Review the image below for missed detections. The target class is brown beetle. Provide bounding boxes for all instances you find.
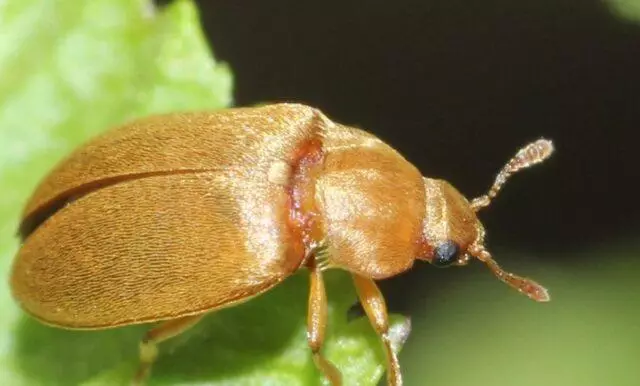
[10,103,552,385]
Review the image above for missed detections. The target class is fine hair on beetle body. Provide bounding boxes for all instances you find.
[10,103,554,386]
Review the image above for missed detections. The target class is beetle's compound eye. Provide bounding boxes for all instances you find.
[432,240,460,267]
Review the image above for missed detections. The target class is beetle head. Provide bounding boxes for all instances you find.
[417,139,554,302]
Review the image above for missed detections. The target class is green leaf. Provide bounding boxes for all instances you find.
[605,0,640,22]
[403,246,640,386]
[0,1,407,385]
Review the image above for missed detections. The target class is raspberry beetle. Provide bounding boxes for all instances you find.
[10,103,553,385]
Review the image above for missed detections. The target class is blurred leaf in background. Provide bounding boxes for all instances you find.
[605,0,640,21]
[0,0,405,385]
[402,245,640,386]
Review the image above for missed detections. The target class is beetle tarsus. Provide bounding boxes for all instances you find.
[132,340,158,385]
[133,314,203,385]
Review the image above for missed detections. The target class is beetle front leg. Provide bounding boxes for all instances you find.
[352,274,402,386]
[132,314,203,385]
[307,259,342,385]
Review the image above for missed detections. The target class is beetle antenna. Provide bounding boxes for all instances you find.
[468,245,550,302]
[471,139,554,212]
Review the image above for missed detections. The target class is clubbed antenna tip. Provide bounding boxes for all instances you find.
[471,139,554,212]
[469,245,551,302]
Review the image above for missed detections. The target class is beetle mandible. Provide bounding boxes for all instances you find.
[10,103,553,385]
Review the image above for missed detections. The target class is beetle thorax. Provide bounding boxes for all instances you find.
[312,124,426,279]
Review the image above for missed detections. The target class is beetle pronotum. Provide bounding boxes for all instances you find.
[10,104,553,385]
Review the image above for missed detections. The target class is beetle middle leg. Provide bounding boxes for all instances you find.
[307,258,342,385]
[352,273,402,386]
[132,314,204,385]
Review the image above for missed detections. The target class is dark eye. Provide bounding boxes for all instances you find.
[432,240,460,267]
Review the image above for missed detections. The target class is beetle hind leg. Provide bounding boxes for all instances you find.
[307,259,343,385]
[132,314,203,385]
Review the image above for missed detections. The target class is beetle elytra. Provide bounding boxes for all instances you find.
[10,103,553,385]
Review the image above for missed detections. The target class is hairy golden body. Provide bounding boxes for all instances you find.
[10,103,553,386]
[14,105,326,328]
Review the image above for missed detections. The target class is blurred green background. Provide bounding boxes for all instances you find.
[2,0,639,385]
